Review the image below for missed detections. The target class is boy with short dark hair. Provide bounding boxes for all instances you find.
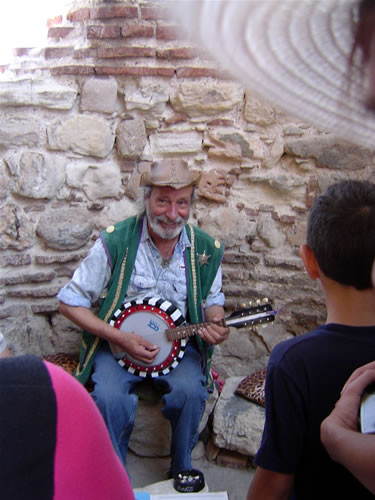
[247,180,375,500]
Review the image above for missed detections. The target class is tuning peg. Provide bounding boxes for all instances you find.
[241,303,247,309]
[262,297,269,303]
[248,300,252,307]
[256,299,261,304]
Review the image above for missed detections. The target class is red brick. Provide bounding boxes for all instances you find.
[48,27,74,39]
[44,47,74,60]
[121,24,154,38]
[156,48,198,60]
[13,48,33,57]
[98,47,155,59]
[51,65,95,76]
[91,6,138,20]
[73,48,98,59]
[47,15,63,28]
[141,6,171,21]
[87,25,122,39]
[208,119,235,127]
[67,8,91,22]
[176,67,222,78]
[156,24,182,41]
[95,66,175,77]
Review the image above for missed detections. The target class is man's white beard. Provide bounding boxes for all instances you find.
[146,204,188,240]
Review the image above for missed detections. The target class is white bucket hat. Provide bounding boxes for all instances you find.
[167,0,375,150]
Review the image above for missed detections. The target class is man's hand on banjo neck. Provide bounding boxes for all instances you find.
[59,303,160,364]
[198,305,230,345]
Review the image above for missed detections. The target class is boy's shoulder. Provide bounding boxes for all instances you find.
[271,324,328,360]
[270,322,375,370]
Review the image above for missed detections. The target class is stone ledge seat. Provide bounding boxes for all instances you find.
[42,353,219,458]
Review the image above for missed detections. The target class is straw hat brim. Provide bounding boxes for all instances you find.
[139,169,201,188]
[169,0,375,150]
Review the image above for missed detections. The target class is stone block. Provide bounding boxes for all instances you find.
[0,78,77,110]
[129,384,219,458]
[36,207,94,250]
[198,206,256,248]
[129,397,171,458]
[6,151,65,200]
[212,377,265,457]
[205,439,220,461]
[0,114,39,147]
[124,80,169,117]
[216,449,249,469]
[244,91,283,127]
[0,254,31,267]
[80,77,118,113]
[66,162,122,200]
[0,271,56,286]
[170,82,243,117]
[285,134,371,170]
[47,116,115,158]
[116,118,147,159]
[0,204,35,251]
[150,130,202,155]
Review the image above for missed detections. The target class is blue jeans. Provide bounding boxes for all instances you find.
[91,342,208,476]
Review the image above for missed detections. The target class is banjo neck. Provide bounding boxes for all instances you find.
[165,304,276,341]
[166,319,226,341]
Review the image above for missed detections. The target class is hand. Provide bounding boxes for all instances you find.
[116,331,160,364]
[323,361,375,434]
[320,361,375,492]
[199,317,230,345]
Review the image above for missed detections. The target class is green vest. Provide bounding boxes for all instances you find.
[75,215,224,389]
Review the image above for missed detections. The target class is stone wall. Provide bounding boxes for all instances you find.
[1,0,374,379]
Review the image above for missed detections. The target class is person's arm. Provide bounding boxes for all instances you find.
[321,361,375,494]
[59,302,159,364]
[199,304,229,345]
[198,266,229,345]
[58,238,160,364]
[247,466,294,500]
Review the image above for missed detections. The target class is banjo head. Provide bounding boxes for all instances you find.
[109,297,187,378]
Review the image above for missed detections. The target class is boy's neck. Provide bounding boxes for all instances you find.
[324,281,375,326]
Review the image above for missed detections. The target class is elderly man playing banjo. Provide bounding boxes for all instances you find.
[57,158,229,486]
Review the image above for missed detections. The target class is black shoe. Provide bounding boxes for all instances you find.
[173,468,205,493]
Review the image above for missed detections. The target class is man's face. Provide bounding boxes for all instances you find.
[145,185,193,240]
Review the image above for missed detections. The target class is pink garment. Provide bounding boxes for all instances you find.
[45,362,135,500]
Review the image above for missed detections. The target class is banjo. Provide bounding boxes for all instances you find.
[109,296,276,378]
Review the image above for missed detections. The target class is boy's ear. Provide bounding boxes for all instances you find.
[299,244,320,280]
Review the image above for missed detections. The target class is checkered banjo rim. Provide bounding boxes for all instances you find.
[109,297,187,378]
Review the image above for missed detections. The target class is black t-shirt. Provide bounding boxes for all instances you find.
[255,323,375,499]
